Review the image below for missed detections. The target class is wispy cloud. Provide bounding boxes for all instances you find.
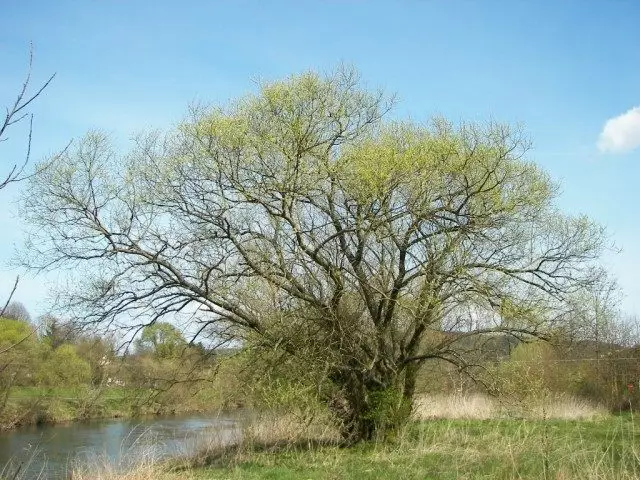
[597,106,640,154]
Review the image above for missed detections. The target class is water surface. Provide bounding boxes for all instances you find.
[0,413,240,479]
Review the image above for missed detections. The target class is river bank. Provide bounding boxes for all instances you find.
[0,386,236,432]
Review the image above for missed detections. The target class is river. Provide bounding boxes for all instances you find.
[0,413,241,479]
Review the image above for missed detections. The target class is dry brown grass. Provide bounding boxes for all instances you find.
[413,393,497,420]
[413,393,608,421]
[524,394,609,420]
[71,463,190,480]
[240,410,340,446]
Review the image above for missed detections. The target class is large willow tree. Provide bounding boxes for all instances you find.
[23,68,606,441]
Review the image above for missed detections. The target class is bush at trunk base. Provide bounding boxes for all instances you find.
[327,384,413,443]
[364,387,412,440]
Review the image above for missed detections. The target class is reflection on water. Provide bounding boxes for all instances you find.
[0,413,240,479]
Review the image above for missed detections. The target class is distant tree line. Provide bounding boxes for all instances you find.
[0,301,223,424]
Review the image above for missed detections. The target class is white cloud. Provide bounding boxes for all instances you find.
[597,106,640,154]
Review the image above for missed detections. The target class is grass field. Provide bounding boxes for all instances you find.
[67,404,640,480]
[180,416,640,480]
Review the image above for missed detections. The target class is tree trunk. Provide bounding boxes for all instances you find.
[329,368,413,443]
[403,362,419,400]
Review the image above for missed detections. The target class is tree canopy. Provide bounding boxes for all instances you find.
[22,67,607,441]
[136,322,187,359]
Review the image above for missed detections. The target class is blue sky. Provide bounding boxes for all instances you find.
[1,1,639,317]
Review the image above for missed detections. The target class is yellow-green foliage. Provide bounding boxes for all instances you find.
[338,121,555,219]
[489,341,582,403]
[0,318,40,387]
[0,317,33,346]
[37,344,92,387]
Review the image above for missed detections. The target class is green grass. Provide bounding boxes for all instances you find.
[185,416,640,480]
